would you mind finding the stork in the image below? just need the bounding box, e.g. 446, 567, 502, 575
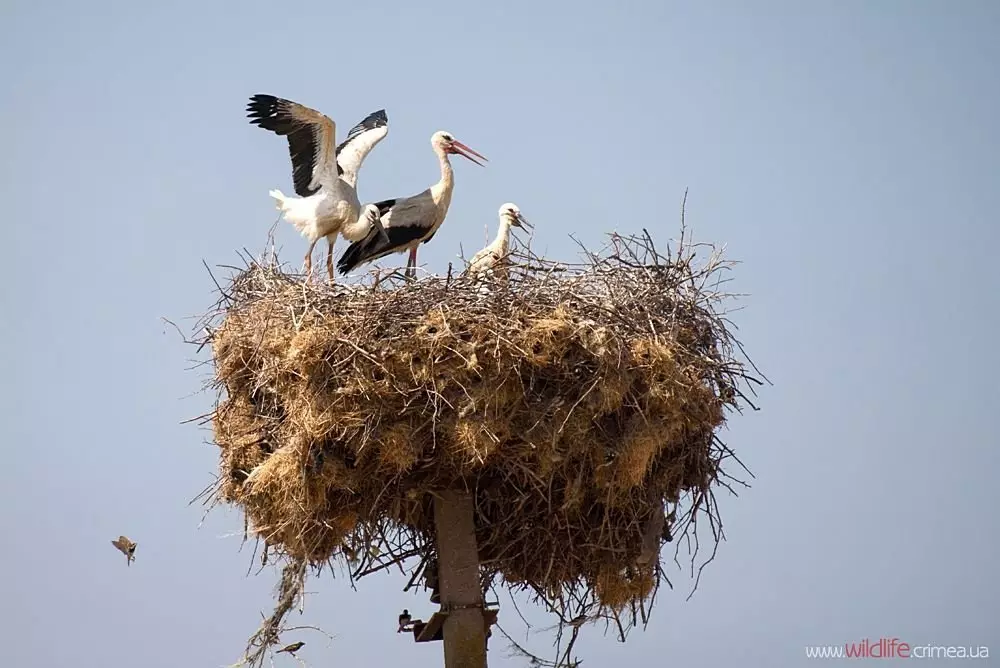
246, 94, 390, 282
467, 203, 532, 279
336, 131, 487, 279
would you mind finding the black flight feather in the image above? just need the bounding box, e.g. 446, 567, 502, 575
338, 219, 425, 275
334, 109, 387, 176
336, 110, 388, 155
247, 94, 321, 198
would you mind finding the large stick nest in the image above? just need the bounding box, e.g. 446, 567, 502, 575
196, 228, 760, 626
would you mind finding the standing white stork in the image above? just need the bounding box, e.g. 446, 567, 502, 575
467, 203, 532, 279
336, 131, 487, 279
246, 94, 390, 282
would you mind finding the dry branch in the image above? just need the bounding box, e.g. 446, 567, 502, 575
191, 226, 762, 663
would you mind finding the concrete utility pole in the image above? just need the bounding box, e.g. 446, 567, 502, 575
433, 489, 488, 668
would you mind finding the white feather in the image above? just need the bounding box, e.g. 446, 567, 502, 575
249, 95, 390, 279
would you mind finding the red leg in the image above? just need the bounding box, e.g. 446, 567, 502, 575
407, 247, 417, 278
326, 237, 336, 284
303, 239, 318, 280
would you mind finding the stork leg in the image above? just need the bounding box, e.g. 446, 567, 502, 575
326, 236, 336, 285
406, 247, 418, 279
303, 238, 318, 281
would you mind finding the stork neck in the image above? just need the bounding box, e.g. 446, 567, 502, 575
496, 219, 513, 252
437, 148, 454, 190
341, 212, 372, 241
496, 219, 512, 240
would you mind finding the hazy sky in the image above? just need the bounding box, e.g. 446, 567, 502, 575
2, 0, 998, 665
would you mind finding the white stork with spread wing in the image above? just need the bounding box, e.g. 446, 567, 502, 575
467, 203, 532, 279
337, 131, 487, 279
247, 94, 390, 281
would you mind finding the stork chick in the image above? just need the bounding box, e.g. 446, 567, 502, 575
337, 131, 487, 279
247, 94, 390, 282
467, 203, 532, 279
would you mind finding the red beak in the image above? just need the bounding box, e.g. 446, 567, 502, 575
450, 140, 488, 166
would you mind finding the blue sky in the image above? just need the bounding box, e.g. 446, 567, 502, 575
2, 0, 998, 665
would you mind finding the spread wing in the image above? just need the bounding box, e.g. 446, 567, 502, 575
111, 535, 136, 563
335, 109, 389, 189
247, 94, 337, 196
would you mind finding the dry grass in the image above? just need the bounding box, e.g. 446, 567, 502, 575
190, 219, 762, 662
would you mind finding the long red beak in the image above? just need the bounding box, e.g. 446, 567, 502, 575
450, 140, 488, 166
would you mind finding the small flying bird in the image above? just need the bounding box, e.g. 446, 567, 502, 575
397, 609, 412, 633
276, 641, 304, 655
110, 535, 137, 566
467, 203, 532, 279
338, 131, 487, 279
247, 94, 391, 282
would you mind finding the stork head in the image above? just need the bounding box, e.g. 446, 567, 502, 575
362, 203, 381, 224
432, 131, 487, 166
362, 203, 390, 243
499, 202, 532, 229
